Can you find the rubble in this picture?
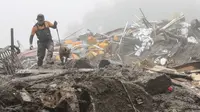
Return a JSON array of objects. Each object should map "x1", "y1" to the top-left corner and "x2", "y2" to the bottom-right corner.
[
  {"x1": 1, "y1": 64, "x2": 200, "y2": 111},
  {"x1": 2, "y1": 12, "x2": 200, "y2": 111}
]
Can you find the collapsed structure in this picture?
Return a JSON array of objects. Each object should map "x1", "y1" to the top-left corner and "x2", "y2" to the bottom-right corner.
[{"x1": 1, "y1": 12, "x2": 200, "y2": 111}]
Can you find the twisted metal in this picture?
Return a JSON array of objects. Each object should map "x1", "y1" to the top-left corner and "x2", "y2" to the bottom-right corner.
[{"x1": 0, "y1": 46, "x2": 23, "y2": 75}]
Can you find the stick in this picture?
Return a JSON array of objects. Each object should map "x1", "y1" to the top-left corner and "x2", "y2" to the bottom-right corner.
[
  {"x1": 139, "y1": 8, "x2": 152, "y2": 28},
  {"x1": 153, "y1": 24, "x2": 157, "y2": 38},
  {"x1": 139, "y1": 8, "x2": 147, "y2": 20},
  {"x1": 119, "y1": 80, "x2": 140, "y2": 112},
  {"x1": 56, "y1": 28, "x2": 62, "y2": 47}
]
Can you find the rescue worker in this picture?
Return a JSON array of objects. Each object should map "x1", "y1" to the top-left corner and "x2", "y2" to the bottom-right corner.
[{"x1": 29, "y1": 14, "x2": 57, "y2": 67}]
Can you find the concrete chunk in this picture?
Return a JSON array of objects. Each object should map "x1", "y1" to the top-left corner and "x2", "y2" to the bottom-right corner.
[{"x1": 135, "y1": 73, "x2": 172, "y2": 95}]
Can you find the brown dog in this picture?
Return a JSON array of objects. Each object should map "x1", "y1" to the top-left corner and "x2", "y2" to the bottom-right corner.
[{"x1": 59, "y1": 45, "x2": 71, "y2": 64}]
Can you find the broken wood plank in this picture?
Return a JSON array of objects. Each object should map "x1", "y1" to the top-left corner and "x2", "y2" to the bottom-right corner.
[
  {"x1": 145, "y1": 65, "x2": 180, "y2": 74},
  {"x1": 184, "y1": 69, "x2": 200, "y2": 74},
  {"x1": 12, "y1": 69, "x2": 95, "y2": 82},
  {"x1": 173, "y1": 61, "x2": 200, "y2": 72},
  {"x1": 145, "y1": 65, "x2": 192, "y2": 80},
  {"x1": 16, "y1": 68, "x2": 95, "y2": 75}
]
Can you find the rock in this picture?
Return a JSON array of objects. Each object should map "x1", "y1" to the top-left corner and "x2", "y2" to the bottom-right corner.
[
  {"x1": 99, "y1": 59, "x2": 110, "y2": 68},
  {"x1": 135, "y1": 73, "x2": 172, "y2": 95},
  {"x1": 20, "y1": 89, "x2": 32, "y2": 102},
  {"x1": 74, "y1": 58, "x2": 93, "y2": 68}
]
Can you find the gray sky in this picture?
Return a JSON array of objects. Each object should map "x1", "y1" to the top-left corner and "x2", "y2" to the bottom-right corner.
[{"x1": 0, "y1": 0, "x2": 200, "y2": 49}]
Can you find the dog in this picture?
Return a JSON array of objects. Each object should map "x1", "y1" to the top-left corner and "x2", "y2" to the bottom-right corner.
[{"x1": 59, "y1": 45, "x2": 71, "y2": 64}]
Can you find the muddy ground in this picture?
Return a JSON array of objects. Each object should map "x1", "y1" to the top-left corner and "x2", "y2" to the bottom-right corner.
[{"x1": 0, "y1": 60, "x2": 200, "y2": 112}]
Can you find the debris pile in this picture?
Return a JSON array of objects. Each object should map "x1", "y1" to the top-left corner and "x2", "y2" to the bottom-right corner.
[
  {"x1": 1, "y1": 11, "x2": 200, "y2": 112},
  {"x1": 1, "y1": 64, "x2": 200, "y2": 112},
  {"x1": 16, "y1": 12, "x2": 200, "y2": 69},
  {"x1": 104, "y1": 13, "x2": 200, "y2": 67}
]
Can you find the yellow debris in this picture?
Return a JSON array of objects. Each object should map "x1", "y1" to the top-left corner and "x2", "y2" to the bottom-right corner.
[
  {"x1": 55, "y1": 55, "x2": 60, "y2": 61},
  {"x1": 87, "y1": 36, "x2": 97, "y2": 45},
  {"x1": 86, "y1": 51, "x2": 98, "y2": 59},
  {"x1": 113, "y1": 35, "x2": 119, "y2": 41},
  {"x1": 98, "y1": 50, "x2": 104, "y2": 54},
  {"x1": 103, "y1": 39, "x2": 109, "y2": 43},
  {"x1": 86, "y1": 52, "x2": 94, "y2": 59},
  {"x1": 98, "y1": 42, "x2": 108, "y2": 49},
  {"x1": 91, "y1": 51, "x2": 98, "y2": 57},
  {"x1": 65, "y1": 40, "x2": 73, "y2": 44},
  {"x1": 72, "y1": 41, "x2": 82, "y2": 46}
]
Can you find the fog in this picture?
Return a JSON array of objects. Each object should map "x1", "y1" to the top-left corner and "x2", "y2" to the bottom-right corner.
[
  {"x1": 0, "y1": 0, "x2": 199, "y2": 49},
  {"x1": 80, "y1": 0, "x2": 199, "y2": 32}
]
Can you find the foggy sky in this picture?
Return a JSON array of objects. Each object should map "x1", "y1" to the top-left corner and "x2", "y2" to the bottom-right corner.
[{"x1": 0, "y1": 0, "x2": 199, "y2": 50}]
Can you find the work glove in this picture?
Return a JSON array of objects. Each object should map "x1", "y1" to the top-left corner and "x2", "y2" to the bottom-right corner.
[
  {"x1": 54, "y1": 21, "x2": 58, "y2": 27},
  {"x1": 30, "y1": 44, "x2": 33, "y2": 50}
]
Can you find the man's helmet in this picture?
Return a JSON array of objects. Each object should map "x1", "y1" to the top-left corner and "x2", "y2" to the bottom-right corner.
[{"x1": 36, "y1": 14, "x2": 45, "y2": 21}]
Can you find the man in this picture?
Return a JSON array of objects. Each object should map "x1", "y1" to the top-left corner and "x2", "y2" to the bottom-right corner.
[{"x1": 29, "y1": 14, "x2": 57, "y2": 67}]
